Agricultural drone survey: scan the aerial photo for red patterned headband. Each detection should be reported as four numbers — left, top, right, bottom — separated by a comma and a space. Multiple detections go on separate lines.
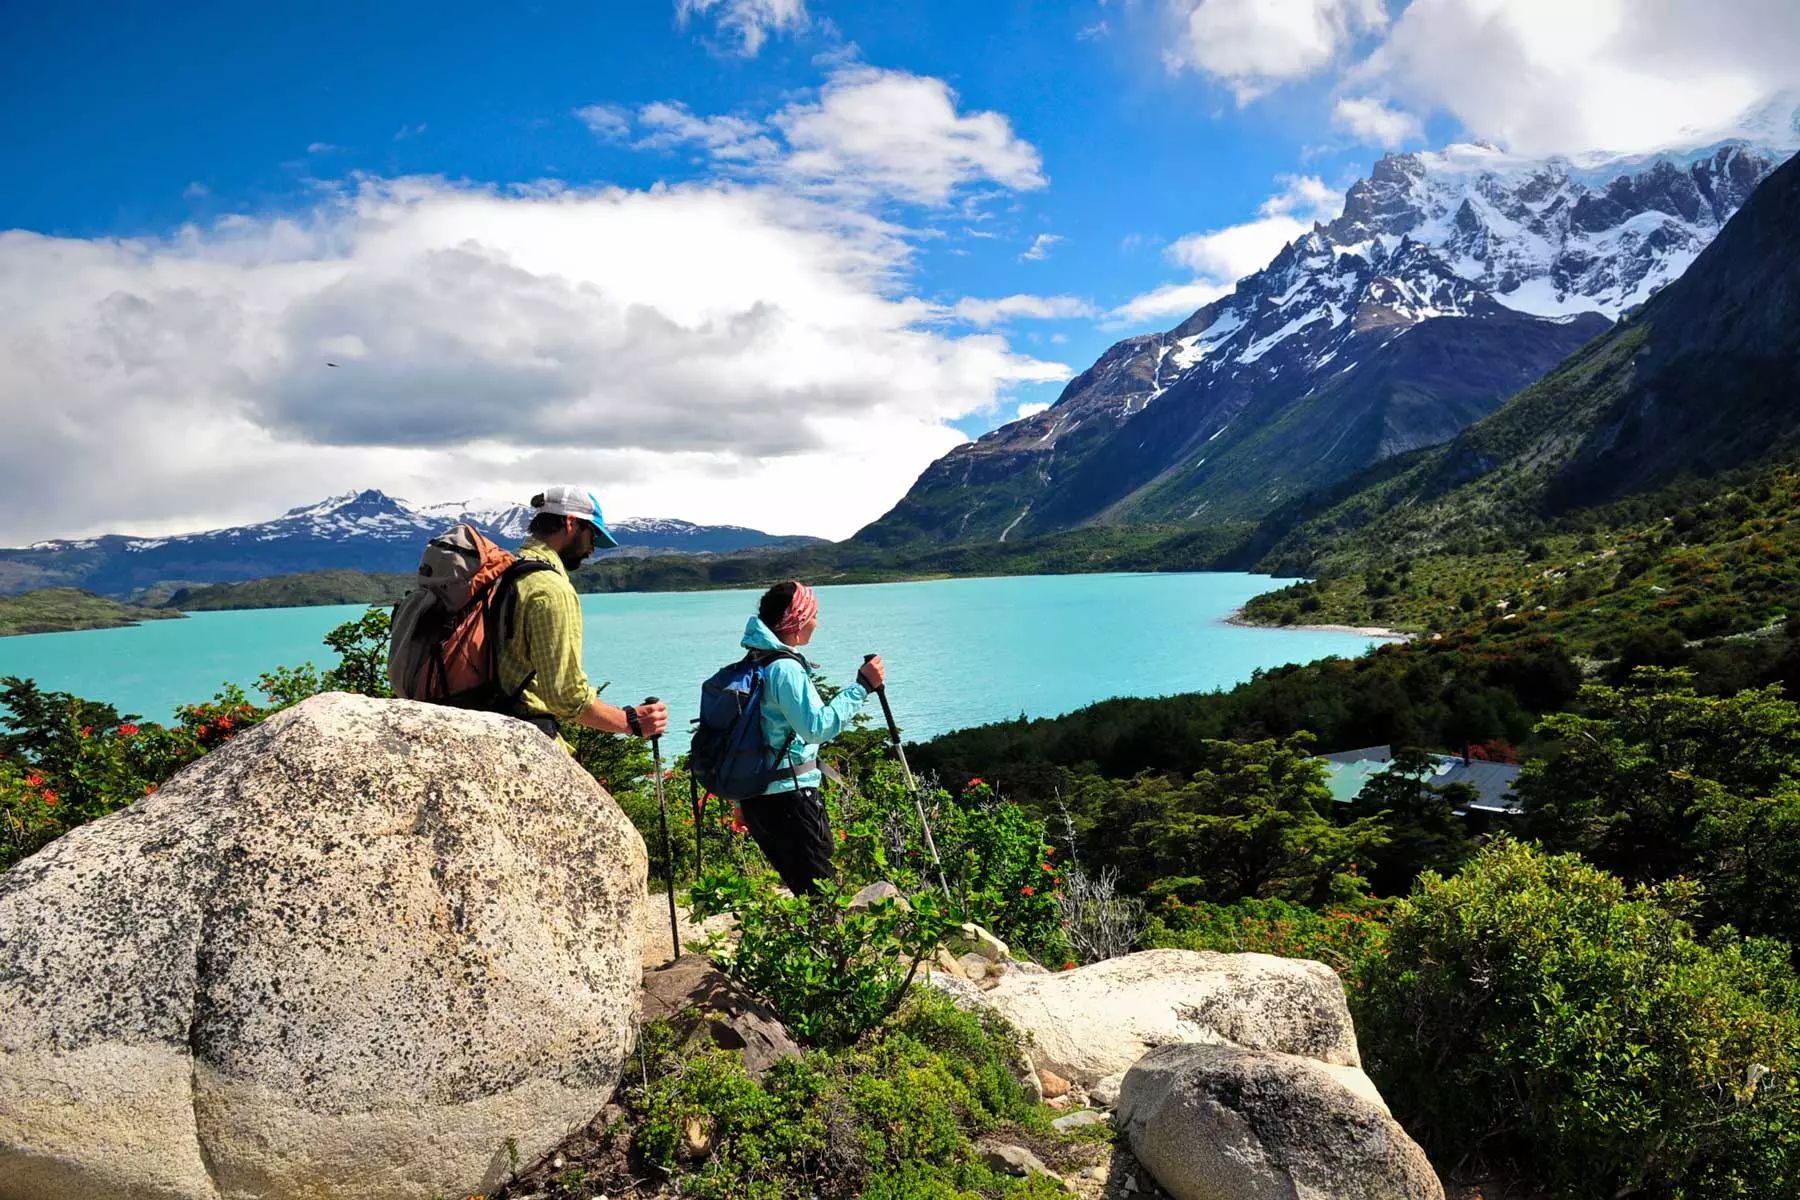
773, 582, 818, 640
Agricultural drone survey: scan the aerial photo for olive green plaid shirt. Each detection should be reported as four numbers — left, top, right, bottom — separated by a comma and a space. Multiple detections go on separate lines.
496, 539, 596, 724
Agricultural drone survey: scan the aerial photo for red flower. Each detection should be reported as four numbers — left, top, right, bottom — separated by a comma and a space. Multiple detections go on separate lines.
1063, 960, 1076, 970
118, 724, 139, 736
144, 784, 158, 795
1041, 862, 1054, 872
966, 776, 984, 787
42, 791, 57, 806
1045, 847, 1054, 857
79, 726, 92, 738
24, 774, 41, 788
1021, 885, 1034, 896
836, 829, 846, 841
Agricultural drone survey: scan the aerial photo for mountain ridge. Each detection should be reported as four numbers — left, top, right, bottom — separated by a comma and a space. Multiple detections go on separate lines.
0, 490, 825, 598
860, 138, 1789, 548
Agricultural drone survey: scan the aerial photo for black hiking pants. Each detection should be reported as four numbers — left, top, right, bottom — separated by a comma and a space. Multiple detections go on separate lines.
739, 787, 837, 897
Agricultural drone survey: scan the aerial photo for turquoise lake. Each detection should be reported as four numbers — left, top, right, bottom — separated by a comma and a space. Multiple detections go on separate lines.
0, 574, 1392, 742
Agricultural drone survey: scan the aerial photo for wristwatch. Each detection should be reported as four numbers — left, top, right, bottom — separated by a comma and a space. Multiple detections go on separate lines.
624, 705, 643, 737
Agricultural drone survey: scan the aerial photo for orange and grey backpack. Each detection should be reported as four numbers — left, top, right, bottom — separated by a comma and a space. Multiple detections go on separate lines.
386, 524, 556, 711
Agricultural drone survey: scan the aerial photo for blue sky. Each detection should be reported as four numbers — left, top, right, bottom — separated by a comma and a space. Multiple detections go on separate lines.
2, 0, 1795, 541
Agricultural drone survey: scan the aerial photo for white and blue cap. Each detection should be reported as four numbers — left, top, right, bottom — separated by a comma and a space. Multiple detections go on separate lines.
532, 485, 618, 548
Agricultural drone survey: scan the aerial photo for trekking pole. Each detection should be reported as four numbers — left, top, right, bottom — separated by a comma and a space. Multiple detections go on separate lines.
645, 696, 681, 960
864, 655, 952, 900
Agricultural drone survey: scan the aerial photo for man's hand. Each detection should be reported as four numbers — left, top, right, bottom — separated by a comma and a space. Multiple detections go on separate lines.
578, 697, 670, 737
633, 699, 669, 738
858, 655, 886, 692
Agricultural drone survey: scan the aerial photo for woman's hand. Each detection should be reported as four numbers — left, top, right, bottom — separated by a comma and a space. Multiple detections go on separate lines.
858, 655, 886, 692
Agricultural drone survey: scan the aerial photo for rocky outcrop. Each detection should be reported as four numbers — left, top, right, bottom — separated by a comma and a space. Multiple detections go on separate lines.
0, 693, 647, 1200
979, 948, 1362, 1087
640, 955, 801, 1078
1118, 1043, 1443, 1200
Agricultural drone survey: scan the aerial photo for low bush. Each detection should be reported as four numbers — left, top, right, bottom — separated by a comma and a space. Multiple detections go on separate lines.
1358, 839, 1800, 1198
1142, 895, 1388, 982
615, 991, 1069, 1200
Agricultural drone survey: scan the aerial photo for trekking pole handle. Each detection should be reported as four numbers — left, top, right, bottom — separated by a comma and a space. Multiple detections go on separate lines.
863, 655, 902, 733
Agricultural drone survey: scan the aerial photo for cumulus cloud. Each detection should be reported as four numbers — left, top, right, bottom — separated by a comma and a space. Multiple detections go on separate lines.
951, 294, 1096, 327
601, 67, 1046, 207
574, 104, 632, 140
0, 178, 1068, 544
1166, 0, 1388, 101
1354, 0, 1800, 155
1015, 401, 1052, 419
1111, 175, 1343, 326
675, 0, 808, 56
1332, 95, 1422, 147
1020, 233, 1063, 261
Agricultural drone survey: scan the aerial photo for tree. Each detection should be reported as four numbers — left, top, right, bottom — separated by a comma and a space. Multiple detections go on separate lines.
1115, 736, 1387, 905
1347, 747, 1476, 897
1521, 668, 1800, 943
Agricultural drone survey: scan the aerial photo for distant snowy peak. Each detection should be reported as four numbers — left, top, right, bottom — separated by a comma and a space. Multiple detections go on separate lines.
16, 490, 806, 555
1326, 142, 1778, 318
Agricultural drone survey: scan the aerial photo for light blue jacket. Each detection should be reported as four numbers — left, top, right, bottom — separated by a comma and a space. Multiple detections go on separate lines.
741, 616, 870, 794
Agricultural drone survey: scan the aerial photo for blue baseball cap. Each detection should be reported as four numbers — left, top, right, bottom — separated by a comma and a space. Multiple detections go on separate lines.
532, 485, 618, 548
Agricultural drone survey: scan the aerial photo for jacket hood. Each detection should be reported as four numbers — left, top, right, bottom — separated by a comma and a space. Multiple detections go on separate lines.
742, 615, 791, 653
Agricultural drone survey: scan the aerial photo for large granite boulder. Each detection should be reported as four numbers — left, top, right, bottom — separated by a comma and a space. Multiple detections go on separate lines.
979, 948, 1361, 1087
640, 955, 801, 1078
0, 693, 647, 1200
1117, 1043, 1443, 1200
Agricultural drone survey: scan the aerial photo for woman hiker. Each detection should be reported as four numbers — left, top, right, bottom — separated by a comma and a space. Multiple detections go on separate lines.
737, 580, 885, 897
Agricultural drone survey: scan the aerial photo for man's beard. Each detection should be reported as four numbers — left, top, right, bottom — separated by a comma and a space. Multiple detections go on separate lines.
558, 546, 588, 571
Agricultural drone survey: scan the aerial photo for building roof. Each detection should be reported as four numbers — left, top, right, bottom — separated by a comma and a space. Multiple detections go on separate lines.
1315, 746, 1523, 814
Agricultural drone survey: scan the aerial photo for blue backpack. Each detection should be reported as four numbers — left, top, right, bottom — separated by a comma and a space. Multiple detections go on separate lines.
689, 649, 809, 801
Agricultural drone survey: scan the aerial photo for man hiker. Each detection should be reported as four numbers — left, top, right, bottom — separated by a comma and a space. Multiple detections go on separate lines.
734, 580, 884, 896
496, 485, 669, 746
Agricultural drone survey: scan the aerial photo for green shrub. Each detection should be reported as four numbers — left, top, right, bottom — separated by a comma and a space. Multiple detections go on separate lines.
688, 870, 960, 1049
626, 991, 1060, 1200
1358, 839, 1800, 1198
1143, 895, 1388, 982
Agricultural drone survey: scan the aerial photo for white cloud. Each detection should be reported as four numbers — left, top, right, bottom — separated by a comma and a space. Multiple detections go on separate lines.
1020, 233, 1063, 261
0, 178, 1068, 544
574, 104, 632, 140
1167, 0, 1388, 101
775, 68, 1047, 205
635, 102, 781, 161
675, 0, 808, 56
182, 182, 210, 199
1110, 174, 1344, 327
1331, 95, 1422, 147
1015, 401, 1052, 419
1354, 0, 1800, 156
600, 67, 1046, 208
1078, 20, 1112, 40
952, 294, 1096, 327
1107, 279, 1235, 325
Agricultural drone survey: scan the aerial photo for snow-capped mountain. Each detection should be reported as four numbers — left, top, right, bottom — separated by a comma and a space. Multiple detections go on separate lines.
0, 491, 824, 596
860, 139, 1792, 546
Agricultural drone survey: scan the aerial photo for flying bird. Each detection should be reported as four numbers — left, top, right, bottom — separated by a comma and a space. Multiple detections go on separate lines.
326, 362, 339, 367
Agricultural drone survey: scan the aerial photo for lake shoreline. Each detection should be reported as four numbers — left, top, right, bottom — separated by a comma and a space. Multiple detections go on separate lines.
1225, 609, 1413, 641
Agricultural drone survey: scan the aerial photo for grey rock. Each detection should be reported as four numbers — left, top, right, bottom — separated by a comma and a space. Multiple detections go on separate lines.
848, 880, 910, 914
951, 921, 1010, 962
977, 1140, 1054, 1178
1117, 1043, 1443, 1200
981, 948, 1363, 1088
1090, 1071, 1127, 1108
1053, 1109, 1110, 1132
640, 954, 801, 1078
0, 694, 647, 1200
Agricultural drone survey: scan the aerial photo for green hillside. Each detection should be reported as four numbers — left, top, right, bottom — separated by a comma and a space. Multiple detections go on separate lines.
0, 588, 184, 637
